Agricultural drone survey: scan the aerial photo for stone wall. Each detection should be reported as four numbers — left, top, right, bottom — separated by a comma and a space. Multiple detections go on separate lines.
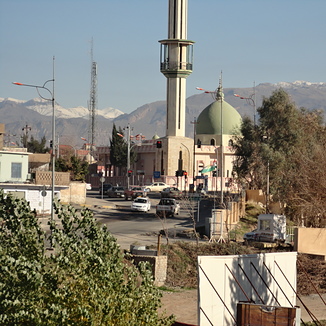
132, 255, 167, 287
60, 182, 86, 205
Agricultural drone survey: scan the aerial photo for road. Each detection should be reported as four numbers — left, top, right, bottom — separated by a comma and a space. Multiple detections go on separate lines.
85, 190, 200, 250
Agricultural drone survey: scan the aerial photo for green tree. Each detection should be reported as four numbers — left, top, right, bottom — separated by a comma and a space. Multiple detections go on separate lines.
110, 124, 127, 169
0, 189, 174, 325
233, 88, 326, 226
109, 124, 137, 176
232, 117, 265, 190
55, 156, 89, 182
284, 109, 326, 226
22, 135, 50, 153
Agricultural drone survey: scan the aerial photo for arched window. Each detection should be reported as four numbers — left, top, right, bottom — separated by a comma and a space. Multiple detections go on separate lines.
210, 139, 215, 146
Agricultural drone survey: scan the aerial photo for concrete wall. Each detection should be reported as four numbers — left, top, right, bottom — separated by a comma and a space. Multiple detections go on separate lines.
294, 227, 326, 258
2, 182, 84, 213
3, 185, 61, 215
246, 189, 282, 214
198, 252, 297, 325
205, 200, 244, 240
60, 182, 86, 205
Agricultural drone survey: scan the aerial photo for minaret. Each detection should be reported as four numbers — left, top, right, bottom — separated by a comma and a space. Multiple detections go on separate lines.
159, 0, 194, 137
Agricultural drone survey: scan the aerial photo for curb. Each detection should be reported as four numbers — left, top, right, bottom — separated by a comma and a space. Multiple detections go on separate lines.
80, 204, 116, 210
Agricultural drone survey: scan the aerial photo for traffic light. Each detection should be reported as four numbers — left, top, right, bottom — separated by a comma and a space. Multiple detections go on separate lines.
212, 170, 217, 177
49, 140, 53, 148
184, 171, 188, 179
197, 139, 201, 148
156, 140, 162, 148
175, 170, 184, 177
128, 170, 132, 177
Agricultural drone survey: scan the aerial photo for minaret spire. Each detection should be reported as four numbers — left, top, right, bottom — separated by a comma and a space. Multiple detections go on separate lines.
215, 71, 224, 102
159, 0, 195, 137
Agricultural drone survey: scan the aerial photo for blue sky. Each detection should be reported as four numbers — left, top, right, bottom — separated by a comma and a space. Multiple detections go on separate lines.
1, 0, 326, 114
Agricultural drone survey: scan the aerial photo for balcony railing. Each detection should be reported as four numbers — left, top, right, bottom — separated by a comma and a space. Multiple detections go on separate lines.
160, 61, 193, 71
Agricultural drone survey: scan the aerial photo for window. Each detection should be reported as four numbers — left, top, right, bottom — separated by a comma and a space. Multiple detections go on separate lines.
11, 162, 22, 179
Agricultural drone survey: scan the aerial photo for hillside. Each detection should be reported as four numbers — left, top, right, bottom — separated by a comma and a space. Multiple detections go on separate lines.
1, 81, 325, 147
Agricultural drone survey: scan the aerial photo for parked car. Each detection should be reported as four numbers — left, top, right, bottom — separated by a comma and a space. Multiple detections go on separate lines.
107, 186, 125, 198
131, 197, 151, 212
145, 182, 168, 192
161, 187, 183, 199
124, 186, 146, 200
99, 183, 112, 195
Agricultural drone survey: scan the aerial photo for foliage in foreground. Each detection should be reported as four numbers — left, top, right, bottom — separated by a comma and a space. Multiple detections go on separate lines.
0, 190, 174, 325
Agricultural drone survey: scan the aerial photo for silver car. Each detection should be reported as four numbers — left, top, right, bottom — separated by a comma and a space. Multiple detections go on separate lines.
131, 197, 151, 212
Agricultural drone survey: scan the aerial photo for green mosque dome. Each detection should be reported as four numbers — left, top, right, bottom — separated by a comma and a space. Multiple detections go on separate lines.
196, 87, 242, 135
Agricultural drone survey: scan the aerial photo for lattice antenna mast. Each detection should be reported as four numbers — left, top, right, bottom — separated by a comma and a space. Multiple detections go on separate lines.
88, 38, 98, 156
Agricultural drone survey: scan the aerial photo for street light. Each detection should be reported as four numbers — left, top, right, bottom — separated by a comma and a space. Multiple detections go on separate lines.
191, 117, 199, 189
234, 82, 256, 125
196, 75, 224, 207
118, 124, 134, 188
13, 57, 56, 246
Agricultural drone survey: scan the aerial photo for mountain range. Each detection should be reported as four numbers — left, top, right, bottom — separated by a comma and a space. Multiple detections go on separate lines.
1, 81, 325, 148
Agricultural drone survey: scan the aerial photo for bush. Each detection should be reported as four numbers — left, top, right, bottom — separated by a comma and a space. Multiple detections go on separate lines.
0, 190, 174, 325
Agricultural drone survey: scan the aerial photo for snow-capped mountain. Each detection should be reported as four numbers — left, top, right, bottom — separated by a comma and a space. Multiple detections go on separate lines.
0, 80, 325, 146
0, 97, 124, 120
275, 80, 326, 88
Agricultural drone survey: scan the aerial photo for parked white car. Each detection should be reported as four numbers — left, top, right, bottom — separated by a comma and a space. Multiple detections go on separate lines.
131, 197, 151, 212
145, 182, 168, 192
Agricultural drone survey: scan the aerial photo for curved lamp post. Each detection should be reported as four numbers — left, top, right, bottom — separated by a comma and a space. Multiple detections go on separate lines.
13, 58, 56, 247
196, 78, 224, 207
118, 124, 133, 188
234, 90, 256, 125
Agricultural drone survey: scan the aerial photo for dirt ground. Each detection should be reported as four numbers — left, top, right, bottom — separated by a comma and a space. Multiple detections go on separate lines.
160, 290, 326, 325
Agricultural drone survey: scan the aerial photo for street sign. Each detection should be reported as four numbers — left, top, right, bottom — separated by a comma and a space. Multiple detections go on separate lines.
153, 171, 161, 178
100, 177, 105, 183
41, 185, 47, 197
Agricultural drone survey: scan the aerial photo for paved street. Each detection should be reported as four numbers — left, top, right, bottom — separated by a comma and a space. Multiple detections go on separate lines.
81, 190, 203, 251
38, 190, 210, 251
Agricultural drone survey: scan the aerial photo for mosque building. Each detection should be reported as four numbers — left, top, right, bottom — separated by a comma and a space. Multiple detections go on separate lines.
95, 0, 242, 192
131, 79, 242, 192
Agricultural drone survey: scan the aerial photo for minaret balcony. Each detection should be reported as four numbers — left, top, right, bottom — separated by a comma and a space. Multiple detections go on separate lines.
159, 39, 194, 78
160, 61, 193, 78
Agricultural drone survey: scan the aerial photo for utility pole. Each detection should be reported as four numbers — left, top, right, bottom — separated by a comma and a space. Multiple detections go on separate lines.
22, 124, 31, 148
191, 117, 199, 189
124, 124, 132, 189
88, 38, 97, 162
